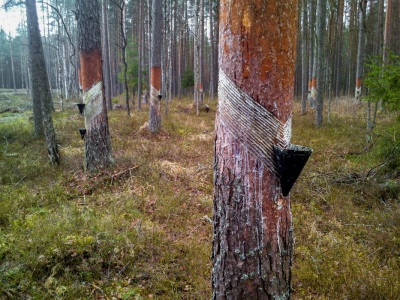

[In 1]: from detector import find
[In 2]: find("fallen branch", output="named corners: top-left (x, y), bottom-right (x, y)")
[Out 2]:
top-left (110, 163), bottom-right (144, 185)
top-left (0, 107), bottom-right (21, 114)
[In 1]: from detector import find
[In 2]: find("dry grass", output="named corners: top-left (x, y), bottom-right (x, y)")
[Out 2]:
top-left (0, 95), bottom-right (399, 299)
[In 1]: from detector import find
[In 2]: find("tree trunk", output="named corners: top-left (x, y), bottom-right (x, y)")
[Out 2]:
top-left (9, 35), bottom-right (16, 93)
top-left (26, 0), bottom-right (60, 164)
top-left (301, 0), bottom-right (309, 115)
top-left (194, 0), bottom-right (200, 113)
top-left (347, 0), bottom-right (358, 96)
top-left (308, 0), bottom-right (317, 108)
top-left (147, 0), bottom-right (152, 102)
top-left (137, 0), bottom-right (143, 110)
top-left (119, 0), bottom-right (130, 115)
top-left (199, 0), bottom-right (204, 105)
top-left (335, 0), bottom-right (344, 98)
top-left (384, 0), bottom-right (400, 56)
top-left (102, 0), bottom-right (113, 111)
top-left (213, 0), bottom-right (298, 298)
top-left (148, 0), bottom-right (162, 133)
top-left (209, 0), bottom-right (215, 99)
top-left (355, 0), bottom-right (367, 100)
top-left (213, 0), bottom-right (219, 99)
top-left (77, 0), bottom-right (113, 172)
top-left (315, 0), bottom-right (326, 127)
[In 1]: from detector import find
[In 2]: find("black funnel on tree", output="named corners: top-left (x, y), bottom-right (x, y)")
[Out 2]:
top-left (77, 103), bottom-right (85, 115)
top-left (274, 144), bottom-right (312, 197)
top-left (79, 128), bottom-right (86, 139)
top-left (158, 95), bottom-right (162, 100)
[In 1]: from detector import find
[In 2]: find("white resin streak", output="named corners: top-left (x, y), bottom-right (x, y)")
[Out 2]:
top-left (218, 69), bottom-right (292, 174)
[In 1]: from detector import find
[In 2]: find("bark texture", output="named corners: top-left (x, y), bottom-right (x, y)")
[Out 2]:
top-left (102, 0), bottom-right (112, 111)
top-left (315, 0), bottom-right (326, 127)
top-left (148, 0), bottom-right (163, 133)
top-left (355, 0), bottom-right (367, 100)
top-left (213, 0), bottom-right (297, 298)
top-left (26, 0), bottom-right (60, 164)
top-left (384, 0), bottom-right (400, 56)
top-left (77, 0), bottom-right (113, 172)
top-left (301, 0), bottom-right (309, 115)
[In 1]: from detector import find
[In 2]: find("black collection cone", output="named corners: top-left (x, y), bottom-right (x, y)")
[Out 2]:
top-left (77, 103), bottom-right (85, 115)
top-left (274, 144), bottom-right (312, 197)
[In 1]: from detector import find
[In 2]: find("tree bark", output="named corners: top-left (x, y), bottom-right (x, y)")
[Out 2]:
top-left (102, 0), bottom-right (113, 111)
top-left (384, 0), bottom-right (400, 56)
top-left (355, 0), bottom-right (367, 100)
top-left (148, 0), bottom-right (162, 133)
top-left (26, 0), bottom-right (60, 164)
top-left (315, 0), bottom-right (326, 127)
top-left (335, 0), bottom-right (345, 98)
top-left (199, 0), bottom-right (204, 105)
top-left (213, 0), bottom-right (298, 298)
top-left (194, 0), bottom-right (200, 113)
top-left (308, 0), bottom-right (317, 108)
top-left (9, 35), bottom-right (16, 93)
top-left (209, 0), bottom-right (215, 99)
top-left (301, 0), bottom-right (309, 115)
top-left (137, 0), bottom-right (143, 110)
top-left (77, 0), bottom-right (113, 172)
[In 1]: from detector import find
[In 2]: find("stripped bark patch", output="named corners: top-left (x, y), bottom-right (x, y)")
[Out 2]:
top-left (79, 49), bottom-right (102, 92)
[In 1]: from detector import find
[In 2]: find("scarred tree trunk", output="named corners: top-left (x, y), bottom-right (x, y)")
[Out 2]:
top-left (148, 0), bottom-right (162, 133)
top-left (26, 0), bottom-right (60, 165)
top-left (213, 0), bottom-right (298, 298)
top-left (77, 0), bottom-right (113, 172)
top-left (308, 0), bottom-right (316, 108)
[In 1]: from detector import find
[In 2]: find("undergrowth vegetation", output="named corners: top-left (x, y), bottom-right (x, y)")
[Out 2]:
top-left (0, 95), bottom-right (399, 299)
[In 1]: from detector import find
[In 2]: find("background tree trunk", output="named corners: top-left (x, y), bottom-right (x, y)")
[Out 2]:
top-left (315, 0), bottom-right (326, 127)
top-left (137, 0), bottom-right (143, 110)
top-left (335, 0), bottom-right (345, 98)
top-left (26, 0), bottom-right (60, 164)
top-left (193, 0), bottom-right (200, 114)
top-left (301, 0), bottom-right (309, 115)
top-left (209, 0), bottom-right (215, 99)
top-left (355, 0), bottom-right (367, 100)
top-left (198, 0), bottom-right (204, 106)
top-left (9, 34), bottom-right (16, 93)
top-left (102, 0), bottom-right (113, 111)
top-left (148, 0), bottom-right (162, 133)
top-left (213, 0), bottom-right (298, 298)
top-left (77, 0), bottom-right (113, 172)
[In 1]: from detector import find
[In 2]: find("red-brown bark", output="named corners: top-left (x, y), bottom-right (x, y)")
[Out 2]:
top-left (219, 0), bottom-right (297, 121)
top-left (80, 48), bottom-right (102, 92)
top-left (356, 77), bottom-right (363, 89)
top-left (150, 66), bottom-right (162, 92)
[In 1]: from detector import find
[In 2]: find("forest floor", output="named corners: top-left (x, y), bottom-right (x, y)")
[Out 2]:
top-left (0, 93), bottom-right (399, 299)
